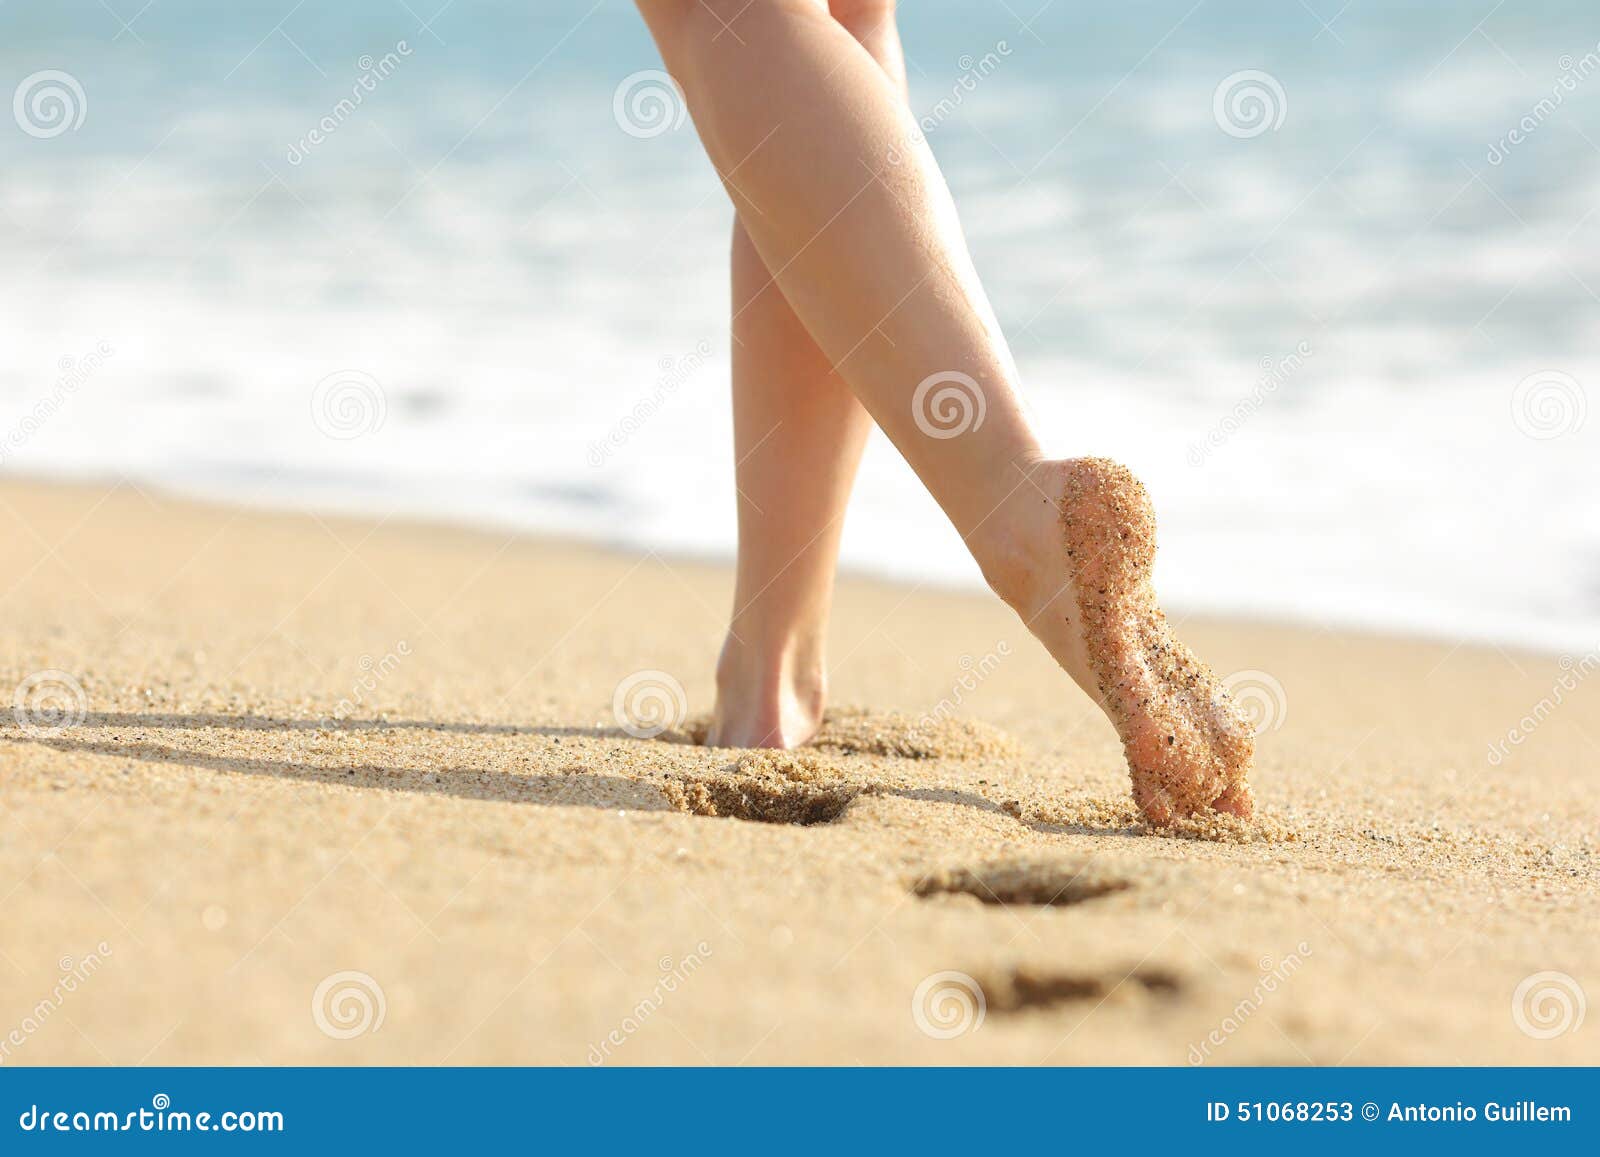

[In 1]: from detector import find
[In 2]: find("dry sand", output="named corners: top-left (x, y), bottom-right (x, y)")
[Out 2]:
top-left (0, 478), bottom-right (1595, 1065)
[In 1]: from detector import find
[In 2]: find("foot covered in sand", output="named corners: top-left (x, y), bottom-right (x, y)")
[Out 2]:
top-left (979, 457), bottom-right (1255, 825)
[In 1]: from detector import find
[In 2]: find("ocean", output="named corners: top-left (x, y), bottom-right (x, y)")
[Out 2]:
top-left (3, 0), bottom-right (1596, 652)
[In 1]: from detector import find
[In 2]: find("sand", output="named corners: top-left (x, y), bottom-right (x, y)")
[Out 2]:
top-left (0, 478), bottom-right (1595, 1065)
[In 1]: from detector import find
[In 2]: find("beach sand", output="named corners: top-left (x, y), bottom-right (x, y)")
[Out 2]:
top-left (0, 479), bottom-right (1594, 1065)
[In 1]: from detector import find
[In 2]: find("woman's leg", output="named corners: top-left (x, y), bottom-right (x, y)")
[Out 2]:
top-left (638, 0), bottom-right (1030, 539)
top-left (709, 0), bottom-right (905, 749)
top-left (639, 0), bottom-right (1253, 820)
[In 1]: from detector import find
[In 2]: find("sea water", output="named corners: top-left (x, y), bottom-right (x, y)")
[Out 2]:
top-left (2, 0), bottom-right (1596, 652)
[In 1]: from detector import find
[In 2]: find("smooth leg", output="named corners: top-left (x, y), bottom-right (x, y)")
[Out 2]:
top-left (709, 0), bottom-right (905, 748)
top-left (636, 0), bottom-right (1036, 541)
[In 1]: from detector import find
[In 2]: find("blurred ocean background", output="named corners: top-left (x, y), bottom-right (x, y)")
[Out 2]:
top-left (2, 0), bottom-right (1596, 652)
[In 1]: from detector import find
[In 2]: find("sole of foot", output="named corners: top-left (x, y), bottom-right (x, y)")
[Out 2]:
top-left (983, 456), bottom-right (1255, 826)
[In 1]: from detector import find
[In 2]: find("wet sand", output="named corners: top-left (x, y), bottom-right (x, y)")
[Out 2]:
top-left (0, 479), bottom-right (1594, 1064)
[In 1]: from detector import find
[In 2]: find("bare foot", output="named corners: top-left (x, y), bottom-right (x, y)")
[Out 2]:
top-left (973, 457), bottom-right (1254, 825)
top-left (705, 634), bottom-right (827, 748)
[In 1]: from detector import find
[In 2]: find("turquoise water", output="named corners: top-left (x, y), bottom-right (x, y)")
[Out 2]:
top-left (2, 1), bottom-right (1596, 649)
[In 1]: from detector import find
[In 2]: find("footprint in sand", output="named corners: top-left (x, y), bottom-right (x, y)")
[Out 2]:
top-left (674, 707), bottom-right (1025, 762)
top-left (980, 964), bottom-right (1184, 1013)
top-left (660, 751), bottom-right (860, 825)
top-left (659, 711), bottom-right (1027, 825)
top-left (912, 859), bottom-right (1134, 907)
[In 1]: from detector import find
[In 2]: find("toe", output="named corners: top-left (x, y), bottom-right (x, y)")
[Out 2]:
top-left (1131, 778), bottom-right (1175, 826)
top-left (1211, 780), bottom-right (1254, 819)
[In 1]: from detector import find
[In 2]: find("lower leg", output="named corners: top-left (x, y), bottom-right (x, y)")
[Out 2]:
top-left (710, 0), bottom-right (903, 748)
top-left (709, 219), bottom-right (871, 746)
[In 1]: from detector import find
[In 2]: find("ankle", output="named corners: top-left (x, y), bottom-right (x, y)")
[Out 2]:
top-left (715, 631), bottom-right (826, 711)
top-left (967, 457), bottom-right (1067, 615)
top-left (712, 632), bottom-right (827, 748)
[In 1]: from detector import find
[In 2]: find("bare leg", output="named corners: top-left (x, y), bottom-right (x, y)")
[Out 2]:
top-left (638, 0), bottom-right (1032, 539)
top-left (639, 0), bottom-right (1253, 820)
top-left (709, 1), bottom-right (905, 749)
